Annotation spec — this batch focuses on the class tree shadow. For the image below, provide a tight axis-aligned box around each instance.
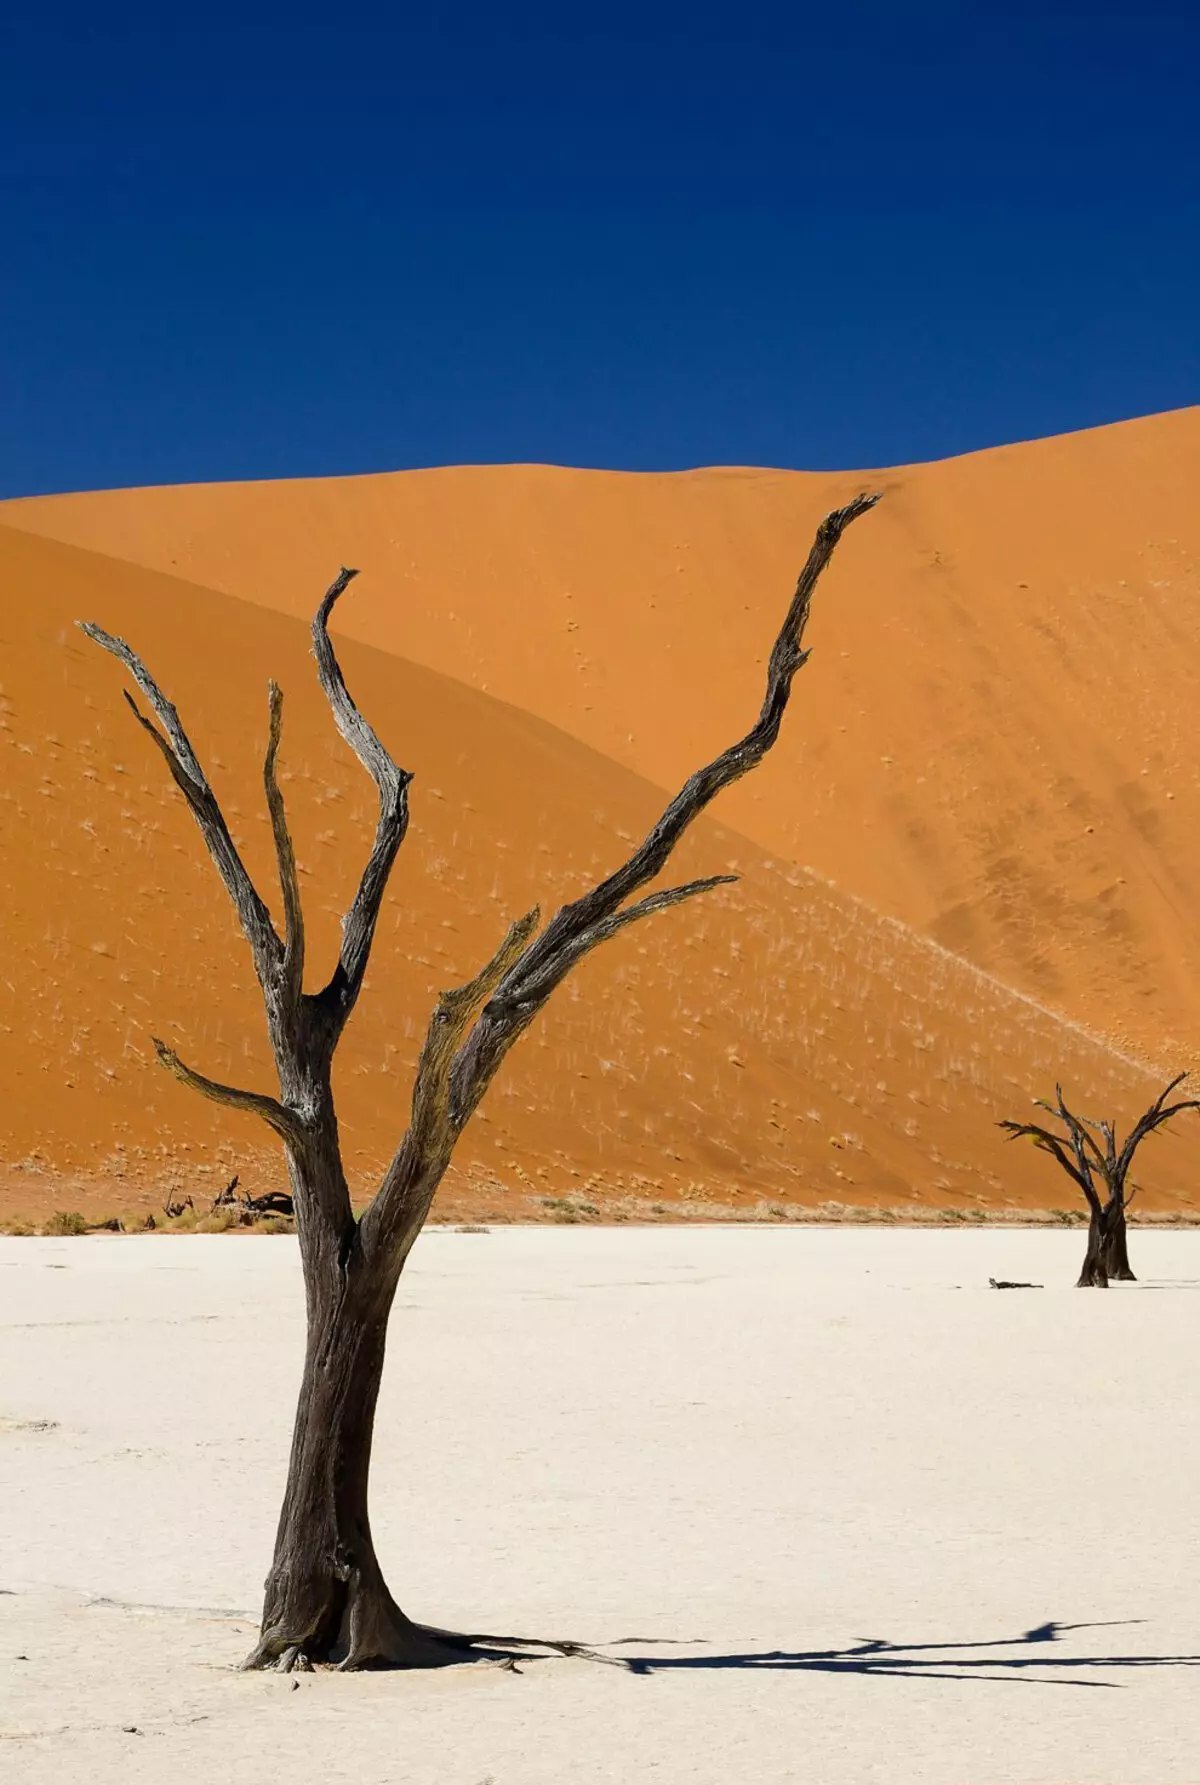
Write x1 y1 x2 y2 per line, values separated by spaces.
602 1619 1200 1687
250 1615 1200 1680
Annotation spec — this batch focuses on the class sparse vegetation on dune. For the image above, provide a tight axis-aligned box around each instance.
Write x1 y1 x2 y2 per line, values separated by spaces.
7 420 1200 1229
10 409 1200 1073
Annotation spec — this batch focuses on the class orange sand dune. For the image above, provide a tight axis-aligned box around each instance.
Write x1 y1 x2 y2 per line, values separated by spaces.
3 521 1190 1227
6 408 1199 1072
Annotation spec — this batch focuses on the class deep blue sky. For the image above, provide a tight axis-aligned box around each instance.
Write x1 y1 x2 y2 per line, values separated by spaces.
1 1 1197 495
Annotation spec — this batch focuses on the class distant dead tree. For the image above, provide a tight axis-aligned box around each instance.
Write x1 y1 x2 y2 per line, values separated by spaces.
79 493 877 1670
998 1077 1198 1286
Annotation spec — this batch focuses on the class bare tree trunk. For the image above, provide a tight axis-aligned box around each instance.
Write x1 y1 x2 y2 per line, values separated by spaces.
1077 1209 1109 1288
1100 1204 1136 1281
255 1284 392 1665
249 1266 423 1668
247 1127 451 1671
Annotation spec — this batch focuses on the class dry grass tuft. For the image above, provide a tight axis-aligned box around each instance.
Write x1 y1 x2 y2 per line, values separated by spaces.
42 1210 88 1236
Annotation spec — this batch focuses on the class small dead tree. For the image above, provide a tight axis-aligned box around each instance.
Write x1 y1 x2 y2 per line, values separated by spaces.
79 493 877 1670
998 1076 1198 1286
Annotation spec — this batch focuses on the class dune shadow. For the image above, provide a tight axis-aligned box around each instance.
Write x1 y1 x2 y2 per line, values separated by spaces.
601 1619 1200 1688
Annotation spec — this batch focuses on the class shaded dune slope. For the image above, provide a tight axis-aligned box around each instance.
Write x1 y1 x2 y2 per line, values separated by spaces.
3 522 1195 1225
9 407 1199 1070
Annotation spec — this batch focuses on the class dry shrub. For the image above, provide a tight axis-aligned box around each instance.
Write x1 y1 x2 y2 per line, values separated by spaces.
42 1211 88 1236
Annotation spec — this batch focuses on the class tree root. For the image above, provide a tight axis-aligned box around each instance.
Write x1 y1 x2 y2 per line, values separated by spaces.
241 1553 614 1673
242 1616 609 1674
276 1645 314 1674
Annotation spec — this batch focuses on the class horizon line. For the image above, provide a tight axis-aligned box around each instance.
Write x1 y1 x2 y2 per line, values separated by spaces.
2 405 1196 508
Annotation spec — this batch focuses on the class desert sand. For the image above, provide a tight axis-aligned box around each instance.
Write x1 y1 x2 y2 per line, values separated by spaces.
6 406 1200 1066
5 411 1200 1225
3 1227 1199 1784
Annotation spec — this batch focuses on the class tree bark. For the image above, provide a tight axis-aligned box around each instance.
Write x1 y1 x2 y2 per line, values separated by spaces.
245 1242 434 1670
1077 1209 1109 1288
1100 1204 1136 1281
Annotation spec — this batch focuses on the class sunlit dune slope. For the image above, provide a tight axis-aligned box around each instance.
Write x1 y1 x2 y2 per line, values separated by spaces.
3 522 1194 1226
8 407 1199 1068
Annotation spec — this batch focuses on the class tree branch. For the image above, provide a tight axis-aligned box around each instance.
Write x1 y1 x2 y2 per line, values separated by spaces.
263 681 305 1006
446 494 880 1124
152 1038 305 1148
499 494 878 1004
998 1118 1098 1207
1003 1073 1200 1221
1035 1087 1106 1175
359 909 541 1262
309 570 412 1018
1115 1073 1200 1181
489 874 737 1021
78 622 281 981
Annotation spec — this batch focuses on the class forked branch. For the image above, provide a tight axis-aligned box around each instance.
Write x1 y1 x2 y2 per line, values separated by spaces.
83 495 879 1274
444 492 881 1129
1033 1088 1108 1177
1000 1072 1199 1276
998 1116 1097 1206
499 874 737 1015
78 622 281 980
1115 1072 1199 1179
360 909 542 1261
410 909 541 1156
81 575 418 1182
497 493 879 1005
1006 1075 1200 1207
311 570 413 1018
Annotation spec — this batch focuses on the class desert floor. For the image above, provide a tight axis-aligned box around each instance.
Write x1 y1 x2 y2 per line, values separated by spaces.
3 1226 1198 1784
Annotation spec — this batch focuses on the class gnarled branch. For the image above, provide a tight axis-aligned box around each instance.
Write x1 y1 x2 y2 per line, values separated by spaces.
412 910 542 1155
361 909 541 1262
310 569 413 1017
1115 1072 1199 1181
152 1039 305 1148
998 1117 1098 1207
490 874 737 1021
501 494 877 1001
447 493 880 1126
1035 1087 1107 1178
78 623 281 980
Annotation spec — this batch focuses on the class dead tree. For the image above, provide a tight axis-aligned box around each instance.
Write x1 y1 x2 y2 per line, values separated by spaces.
998 1076 1198 1286
79 492 878 1671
